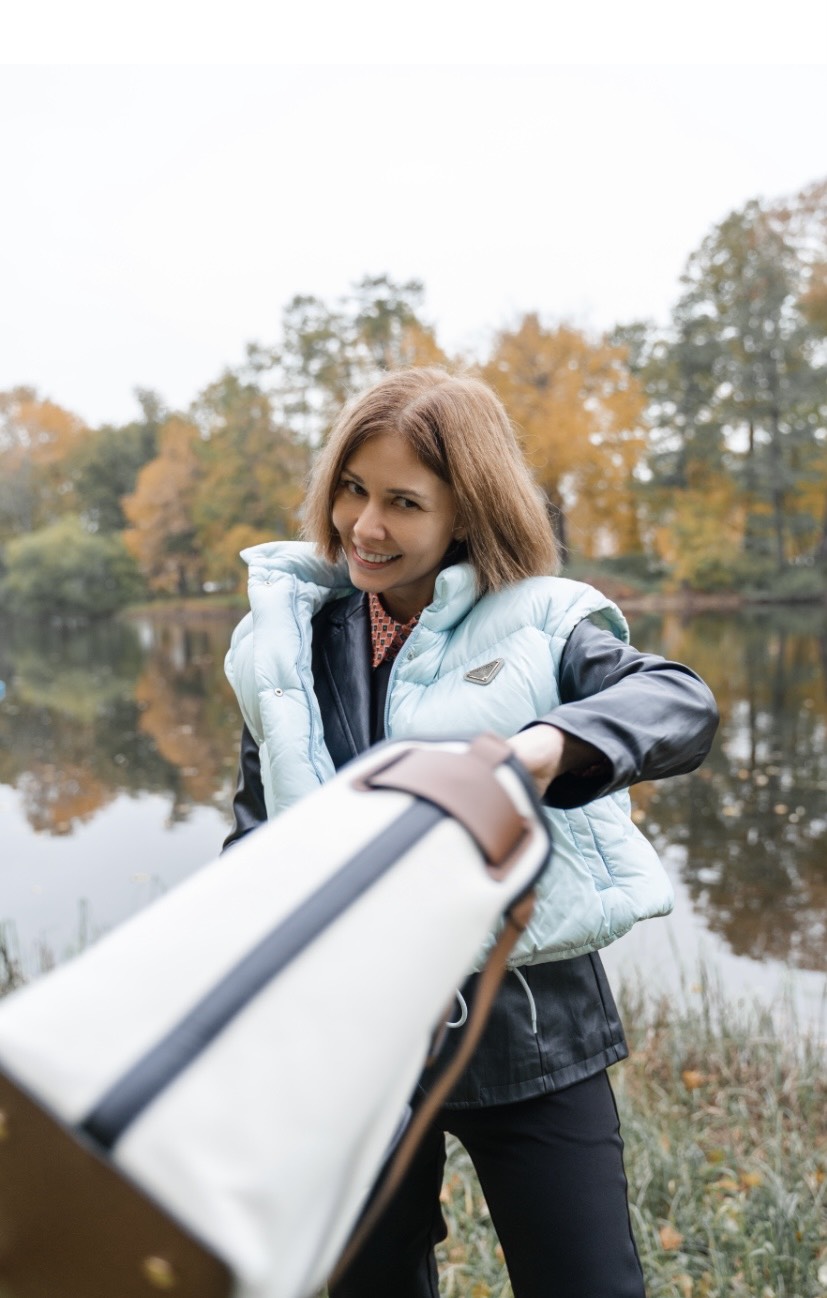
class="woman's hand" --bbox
[506,724,607,799]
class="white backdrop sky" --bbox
[2,2,826,427]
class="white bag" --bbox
[0,735,551,1298]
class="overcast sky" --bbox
[2,49,826,426]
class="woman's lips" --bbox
[352,544,400,569]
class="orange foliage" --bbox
[134,643,229,805]
[0,389,88,531]
[122,416,205,594]
[18,763,113,835]
[481,316,647,557]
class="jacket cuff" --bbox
[520,713,633,809]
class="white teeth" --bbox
[354,546,398,564]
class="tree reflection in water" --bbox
[0,612,241,837]
[628,607,827,971]
[0,604,825,974]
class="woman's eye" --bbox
[394,496,419,510]
[341,479,365,496]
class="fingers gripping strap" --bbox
[361,736,526,868]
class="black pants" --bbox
[331,1070,646,1298]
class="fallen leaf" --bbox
[659,1223,684,1251]
[682,1069,705,1090]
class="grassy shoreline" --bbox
[112,559,827,625]
[435,981,826,1297]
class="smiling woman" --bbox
[222,365,719,1298]
[302,367,558,595]
[330,433,459,621]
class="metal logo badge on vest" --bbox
[463,659,504,685]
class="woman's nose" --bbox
[353,501,387,541]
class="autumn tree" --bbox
[190,369,310,588]
[122,415,205,595]
[0,388,87,541]
[71,389,164,533]
[480,316,648,559]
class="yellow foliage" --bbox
[480,316,647,557]
[0,390,88,530]
[786,443,827,560]
[396,322,451,369]
[205,523,276,590]
[652,474,746,587]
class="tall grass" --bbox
[434,978,826,1298]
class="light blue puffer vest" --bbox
[225,542,674,968]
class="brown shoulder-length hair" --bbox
[302,367,560,594]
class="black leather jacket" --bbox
[224,593,718,1106]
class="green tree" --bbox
[251,273,448,446]
[1,515,143,619]
[615,182,827,588]
[71,390,164,533]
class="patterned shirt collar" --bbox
[368,592,420,668]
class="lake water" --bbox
[1,602,825,1037]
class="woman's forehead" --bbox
[345,431,428,477]
[342,430,454,501]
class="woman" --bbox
[223,367,718,1298]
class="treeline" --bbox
[1,179,825,619]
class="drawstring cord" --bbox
[511,967,538,1035]
[445,990,468,1029]
[446,971,534,1035]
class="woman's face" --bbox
[331,431,459,622]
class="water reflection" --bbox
[627,607,827,973]
[0,603,825,982]
[0,613,241,836]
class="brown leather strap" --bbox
[0,1070,232,1298]
[359,735,527,868]
[328,889,536,1287]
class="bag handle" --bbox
[357,734,529,870]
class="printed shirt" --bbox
[368,592,420,668]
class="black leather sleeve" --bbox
[539,617,719,809]
[221,616,720,839]
[222,724,267,851]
